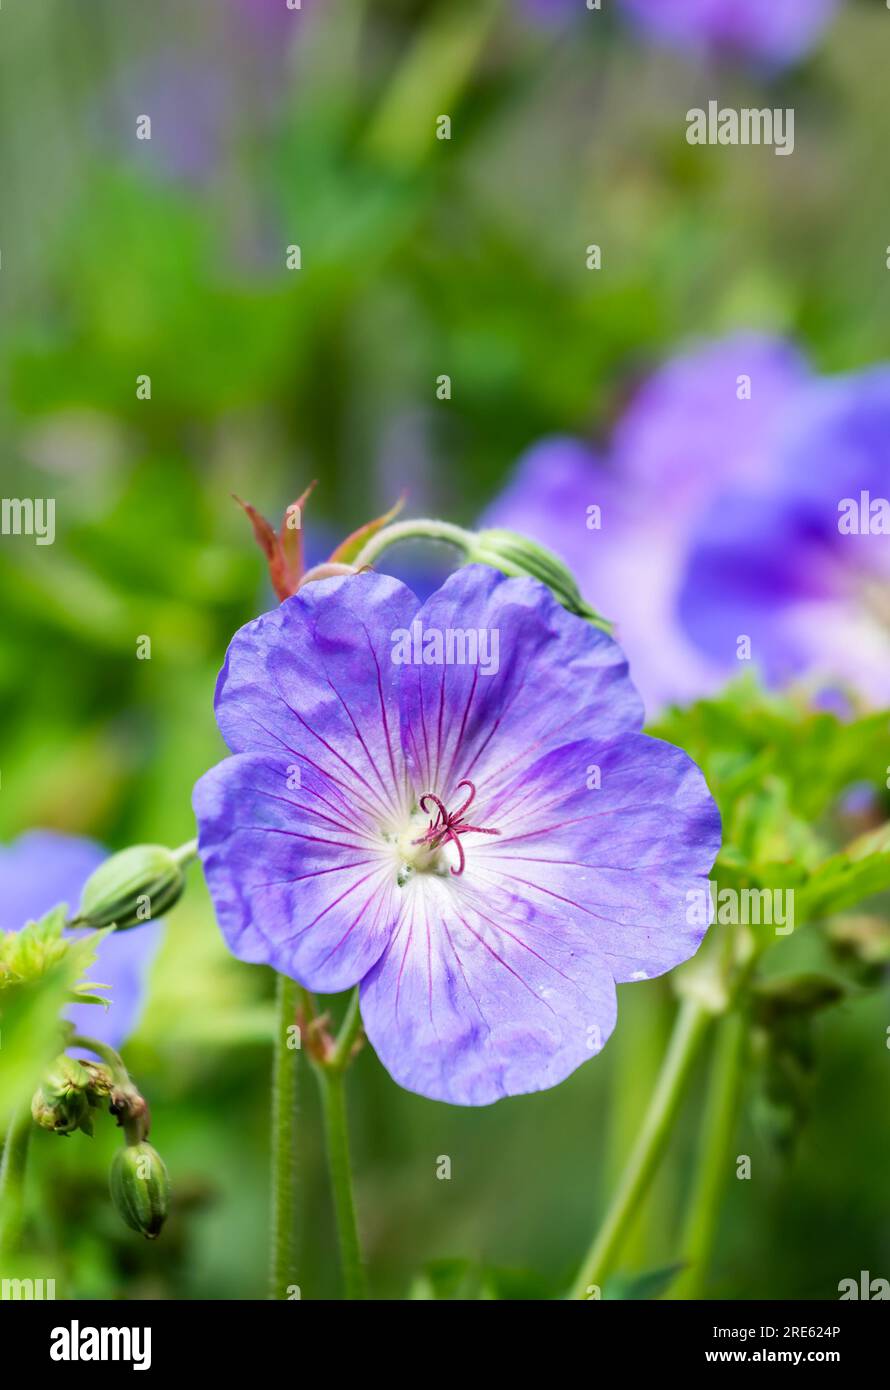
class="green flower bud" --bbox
[32,1057,94,1135]
[467,528,611,630]
[110,1142,170,1239]
[73,844,186,931]
[81,1060,115,1100]
[31,1089,86,1134]
[44,1054,92,1098]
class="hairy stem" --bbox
[314,1061,367,1300]
[0,1109,33,1259]
[269,973,302,1300]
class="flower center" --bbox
[397,780,500,880]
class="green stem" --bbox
[604,987,674,1269]
[329,987,363,1071]
[172,837,199,867]
[269,973,302,1300]
[673,1011,746,1299]
[69,1036,129,1087]
[363,0,504,169]
[0,1109,33,1259]
[314,1062,367,1300]
[568,996,713,1300]
[352,519,474,571]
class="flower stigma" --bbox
[395,779,500,883]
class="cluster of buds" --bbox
[31,1055,113,1137]
[32,1048,170,1240]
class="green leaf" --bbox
[652,679,890,828]
[603,1263,687,1300]
[796,823,890,922]
[0,965,76,1130]
[408,1258,496,1301]
[0,909,109,1128]
[327,494,406,567]
[407,1258,554,1301]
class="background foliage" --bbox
[1,0,888,1299]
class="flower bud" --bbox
[468,528,611,630]
[32,1056,94,1135]
[31,1088,92,1135]
[73,844,186,931]
[110,1142,170,1239]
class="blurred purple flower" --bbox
[679,369,890,705]
[523,0,840,69]
[102,56,232,185]
[482,438,721,713]
[611,334,811,511]
[194,567,719,1105]
[484,334,811,714]
[621,0,841,68]
[231,0,312,41]
[103,1,314,185]
[0,832,161,1051]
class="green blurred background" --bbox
[1,0,888,1299]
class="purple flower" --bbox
[621,0,840,67]
[101,1,314,186]
[483,335,812,714]
[482,438,720,713]
[611,334,812,511]
[193,567,720,1105]
[0,832,161,1051]
[522,0,840,68]
[487,336,890,711]
[231,0,312,40]
[679,368,890,704]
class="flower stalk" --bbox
[308,988,368,1301]
[568,996,713,1300]
[351,518,474,570]
[269,973,302,1300]
[314,1064,367,1300]
[268,976,367,1300]
[352,518,611,627]
[0,1108,33,1259]
[673,1010,746,1298]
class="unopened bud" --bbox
[73,844,186,931]
[31,1056,94,1135]
[468,529,611,630]
[110,1142,170,1239]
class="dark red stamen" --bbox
[411,779,500,876]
